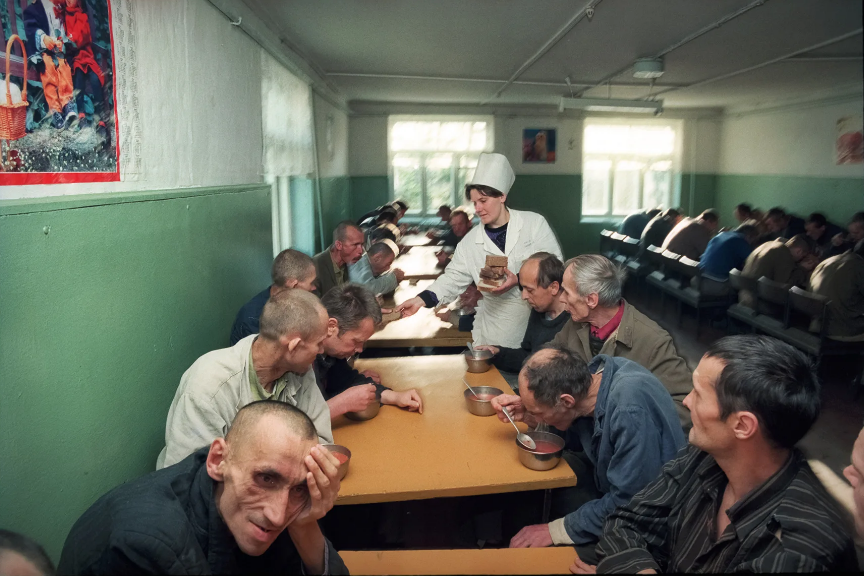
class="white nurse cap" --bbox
[468,153,515,195]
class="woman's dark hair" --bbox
[706,335,820,449]
[464,184,504,201]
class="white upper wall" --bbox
[719,97,864,178]
[313,93,349,178]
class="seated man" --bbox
[617,208,660,239]
[662,209,719,260]
[758,206,806,245]
[348,240,404,296]
[491,347,685,560]
[476,252,570,374]
[313,221,365,297]
[425,205,452,237]
[805,212,844,258]
[809,251,864,339]
[639,208,681,255]
[696,224,759,296]
[739,234,817,309]
[436,208,473,248]
[550,255,692,429]
[157,289,332,469]
[59,402,348,575]
[315,284,423,419]
[733,202,753,224]
[0,530,55,576]
[230,248,317,345]
[830,211,864,258]
[582,335,857,573]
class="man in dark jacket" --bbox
[639,208,681,255]
[617,208,660,239]
[58,402,348,575]
[313,221,365,297]
[491,348,685,562]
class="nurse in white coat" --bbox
[397,153,562,348]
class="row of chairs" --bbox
[600,229,864,388]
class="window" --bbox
[388,116,494,216]
[581,120,681,221]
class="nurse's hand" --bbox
[397,296,424,318]
[474,345,499,356]
[489,268,519,295]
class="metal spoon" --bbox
[502,407,537,450]
[462,378,479,398]
[466,341,476,356]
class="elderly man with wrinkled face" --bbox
[58,401,348,575]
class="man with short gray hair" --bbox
[158,289,333,469]
[348,240,405,296]
[550,254,692,429]
[315,284,423,419]
[230,248,317,345]
[313,221,365,297]
[491,346,685,560]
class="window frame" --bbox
[580,118,683,224]
[387,115,495,217]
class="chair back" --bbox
[728,269,756,293]
[599,229,615,256]
[677,256,700,280]
[756,276,791,321]
[788,286,830,338]
[620,236,640,258]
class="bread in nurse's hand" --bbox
[485,255,508,268]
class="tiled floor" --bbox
[626,285,864,478]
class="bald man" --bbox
[158,289,333,469]
[60,402,348,575]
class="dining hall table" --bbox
[332,354,577,508]
[340,547,577,575]
[394,245,447,280]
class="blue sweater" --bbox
[563,355,687,544]
[698,231,753,281]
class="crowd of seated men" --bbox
[5,201,862,575]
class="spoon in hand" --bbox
[502,407,537,450]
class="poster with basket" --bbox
[1,0,118,185]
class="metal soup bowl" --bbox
[464,349,493,373]
[322,444,352,480]
[464,386,503,417]
[345,398,381,421]
[516,431,565,471]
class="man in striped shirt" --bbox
[573,335,857,574]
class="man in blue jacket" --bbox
[491,346,686,561]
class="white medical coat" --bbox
[426,209,562,348]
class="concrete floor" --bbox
[626,286,864,479]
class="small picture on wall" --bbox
[522,128,556,163]
[836,115,863,165]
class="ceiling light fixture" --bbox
[633,57,664,79]
[558,97,663,114]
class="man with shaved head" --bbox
[491,346,684,561]
[59,402,348,574]
[157,289,333,469]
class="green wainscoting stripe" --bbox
[350,175,389,221]
[679,173,718,217]
[0,184,273,561]
[317,176,352,252]
[715,174,863,228]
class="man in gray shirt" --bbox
[348,240,404,296]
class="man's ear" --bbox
[284,335,302,353]
[206,438,229,481]
[285,279,299,289]
[559,394,576,409]
[585,292,600,310]
[549,281,560,296]
[327,317,339,337]
[731,411,760,442]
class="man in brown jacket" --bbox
[809,251,864,339]
[549,255,692,430]
[739,234,817,309]
[312,221,365,297]
[661,209,719,260]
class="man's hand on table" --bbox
[396,296,424,318]
[393,268,406,282]
[491,394,538,428]
[473,345,499,356]
[510,524,553,548]
[570,557,597,574]
[360,369,381,384]
[381,389,424,413]
[328,384,378,417]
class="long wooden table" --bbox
[368,280,471,348]
[395,245,446,280]
[333,355,577,505]
[401,232,436,247]
[341,548,577,575]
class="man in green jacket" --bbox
[550,254,692,430]
[313,221,365,298]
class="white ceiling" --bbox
[240,0,863,112]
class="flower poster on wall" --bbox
[522,128,556,163]
[836,115,863,165]
[1,0,119,184]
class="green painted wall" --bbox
[0,185,272,561]
[679,173,718,217]
[715,174,863,228]
[350,176,389,222]
[317,176,352,252]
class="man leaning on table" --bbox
[157,289,333,469]
[572,335,856,574]
[347,239,405,296]
[491,346,685,563]
[315,283,423,419]
[60,402,348,575]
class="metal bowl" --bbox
[345,399,381,421]
[464,386,503,416]
[464,349,493,373]
[516,431,565,471]
[322,444,352,480]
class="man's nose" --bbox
[262,490,291,528]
